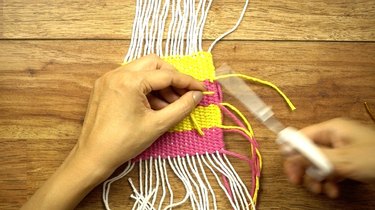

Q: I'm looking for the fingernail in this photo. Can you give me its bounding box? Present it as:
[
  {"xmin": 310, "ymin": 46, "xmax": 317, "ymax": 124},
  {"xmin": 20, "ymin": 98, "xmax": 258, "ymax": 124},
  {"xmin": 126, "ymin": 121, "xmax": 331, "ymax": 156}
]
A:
[{"xmin": 192, "ymin": 91, "xmax": 203, "ymax": 104}]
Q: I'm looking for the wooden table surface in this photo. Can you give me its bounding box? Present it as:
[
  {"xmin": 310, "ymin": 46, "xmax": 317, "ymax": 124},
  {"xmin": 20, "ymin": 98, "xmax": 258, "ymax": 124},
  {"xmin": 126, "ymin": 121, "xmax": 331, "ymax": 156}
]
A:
[{"xmin": 1, "ymin": 0, "xmax": 375, "ymax": 209}]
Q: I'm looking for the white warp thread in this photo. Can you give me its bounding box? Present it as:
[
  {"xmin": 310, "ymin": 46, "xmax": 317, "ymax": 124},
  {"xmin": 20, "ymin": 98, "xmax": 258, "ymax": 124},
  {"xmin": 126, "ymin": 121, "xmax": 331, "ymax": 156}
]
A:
[
  {"xmin": 103, "ymin": 154, "xmax": 255, "ymax": 210},
  {"xmin": 124, "ymin": 0, "xmax": 236, "ymax": 62}
]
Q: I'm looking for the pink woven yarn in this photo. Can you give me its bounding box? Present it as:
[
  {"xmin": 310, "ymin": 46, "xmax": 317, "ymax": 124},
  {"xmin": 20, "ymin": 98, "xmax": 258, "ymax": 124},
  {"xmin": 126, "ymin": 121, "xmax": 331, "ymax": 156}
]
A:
[
  {"xmin": 134, "ymin": 128, "xmax": 224, "ymax": 161},
  {"xmin": 133, "ymin": 81, "xmax": 224, "ymax": 161},
  {"xmin": 199, "ymin": 81, "xmax": 222, "ymax": 106}
]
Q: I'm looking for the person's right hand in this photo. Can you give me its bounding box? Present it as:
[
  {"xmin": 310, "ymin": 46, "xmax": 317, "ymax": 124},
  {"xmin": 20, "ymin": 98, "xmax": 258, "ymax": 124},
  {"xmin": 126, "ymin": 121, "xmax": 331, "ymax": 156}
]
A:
[
  {"xmin": 76, "ymin": 54, "xmax": 205, "ymax": 175},
  {"xmin": 21, "ymin": 54, "xmax": 206, "ymax": 210},
  {"xmin": 283, "ymin": 118, "xmax": 375, "ymax": 198}
]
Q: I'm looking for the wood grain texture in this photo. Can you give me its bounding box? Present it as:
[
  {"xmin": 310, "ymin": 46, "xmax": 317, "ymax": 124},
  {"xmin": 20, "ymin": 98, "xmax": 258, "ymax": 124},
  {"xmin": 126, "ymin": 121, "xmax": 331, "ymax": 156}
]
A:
[
  {"xmin": 1, "ymin": 0, "xmax": 375, "ymax": 209},
  {"xmin": 0, "ymin": 40, "xmax": 374, "ymax": 209},
  {"xmin": 1, "ymin": 0, "xmax": 375, "ymax": 41}
]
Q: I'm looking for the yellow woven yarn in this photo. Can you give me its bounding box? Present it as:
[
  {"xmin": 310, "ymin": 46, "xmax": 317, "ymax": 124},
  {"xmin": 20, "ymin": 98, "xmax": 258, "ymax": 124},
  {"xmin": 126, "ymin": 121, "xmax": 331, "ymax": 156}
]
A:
[
  {"xmin": 162, "ymin": 52, "xmax": 221, "ymax": 133},
  {"xmin": 170, "ymin": 105, "xmax": 221, "ymax": 132},
  {"xmin": 163, "ymin": 51, "xmax": 216, "ymax": 81}
]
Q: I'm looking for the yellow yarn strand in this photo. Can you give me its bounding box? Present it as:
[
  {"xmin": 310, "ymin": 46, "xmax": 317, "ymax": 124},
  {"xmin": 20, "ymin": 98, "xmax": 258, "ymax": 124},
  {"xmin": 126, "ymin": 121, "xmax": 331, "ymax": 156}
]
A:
[
  {"xmin": 190, "ymin": 114, "xmax": 205, "ymax": 136},
  {"xmin": 203, "ymin": 91, "xmax": 215, "ymax": 95},
  {"xmin": 219, "ymin": 125, "xmax": 253, "ymax": 140},
  {"xmin": 253, "ymin": 176, "xmax": 260, "ymax": 205},
  {"xmin": 215, "ymin": 73, "xmax": 296, "ymax": 111},
  {"xmin": 218, "ymin": 124, "xmax": 262, "ymax": 205},
  {"xmin": 219, "ymin": 124, "xmax": 255, "ymax": 157},
  {"xmin": 186, "ymin": 91, "xmax": 216, "ymax": 135},
  {"xmin": 256, "ymin": 149, "xmax": 263, "ymax": 171},
  {"xmin": 218, "ymin": 125, "xmax": 262, "ymax": 167},
  {"xmin": 220, "ymin": 102, "xmax": 255, "ymax": 137}
]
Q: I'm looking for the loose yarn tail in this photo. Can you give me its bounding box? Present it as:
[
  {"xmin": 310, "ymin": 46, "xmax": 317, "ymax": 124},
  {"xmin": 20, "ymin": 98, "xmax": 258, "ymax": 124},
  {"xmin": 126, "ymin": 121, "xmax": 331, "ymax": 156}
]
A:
[{"xmin": 215, "ymin": 73, "xmax": 296, "ymax": 111}]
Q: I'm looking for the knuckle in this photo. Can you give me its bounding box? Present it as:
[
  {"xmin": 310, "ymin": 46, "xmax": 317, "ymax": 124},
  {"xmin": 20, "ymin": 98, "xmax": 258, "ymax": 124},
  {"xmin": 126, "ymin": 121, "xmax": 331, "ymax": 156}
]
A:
[
  {"xmin": 147, "ymin": 53, "xmax": 159, "ymax": 60},
  {"xmin": 331, "ymin": 117, "xmax": 349, "ymax": 124},
  {"xmin": 162, "ymin": 68, "xmax": 174, "ymax": 75},
  {"xmin": 146, "ymin": 54, "xmax": 160, "ymax": 66},
  {"xmin": 94, "ymin": 78, "xmax": 102, "ymax": 87},
  {"xmin": 139, "ymin": 77, "xmax": 152, "ymax": 93},
  {"xmin": 329, "ymin": 117, "xmax": 355, "ymax": 129},
  {"xmin": 100, "ymin": 71, "xmax": 115, "ymax": 84},
  {"xmin": 101, "ymin": 71, "xmax": 141, "ymax": 91},
  {"xmin": 331, "ymin": 149, "xmax": 352, "ymax": 174}
]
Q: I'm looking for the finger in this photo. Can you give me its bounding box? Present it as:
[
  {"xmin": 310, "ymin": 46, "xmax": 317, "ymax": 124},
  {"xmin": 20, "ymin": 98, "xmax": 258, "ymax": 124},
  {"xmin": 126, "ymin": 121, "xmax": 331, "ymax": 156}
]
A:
[
  {"xmin": 141, "ymin": 70, "xmax": 205, "ymax": 94},
  {"xmin": 303, "ymin": 175, "xmax": 322, "ymax": 194},
  {"xmin": 283, "ymin": 145, "xmax": 348, "ymax": 186},
  {"xmin": 153, "ymin": 91, "xmax": 203, "ymax": 132},
  {"xmin": 300, "ymin": 123, "xmax": 336, "ymax": 147},
  {"xmin": 319, "ymin": 147, "xmax": 350, "ymax": 179},
  {"xmin": 172, "ymin": 87, "xmax": 188, "ymax": 96},
  {"xmin": 284, "ymin": 154, "xmax": 309, "ymax": 184},
  {"xmin": 300, "ymin": 118, "xmax": 354, "ymax": 148},
  {"xmin": 147, "ymin": 94, "xmax": 169, "ymax": 110},
  {"xmin": 122, "ymin": 54, "xmax": 177, "ymax": 72},
  {"xmin": 158, "ymin": 87, "xmax": 181, "ymax": 103},
  {"xmin": 323, "ymin": 181, "xmax": 340, "ymax": 198}
]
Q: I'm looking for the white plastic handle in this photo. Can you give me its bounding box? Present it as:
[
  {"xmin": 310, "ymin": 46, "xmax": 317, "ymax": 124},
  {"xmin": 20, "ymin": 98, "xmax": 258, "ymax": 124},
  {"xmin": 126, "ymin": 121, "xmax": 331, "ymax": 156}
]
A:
[{"xmin": 276, "ymin": 127, "xmax": 333, "ymax": 181}]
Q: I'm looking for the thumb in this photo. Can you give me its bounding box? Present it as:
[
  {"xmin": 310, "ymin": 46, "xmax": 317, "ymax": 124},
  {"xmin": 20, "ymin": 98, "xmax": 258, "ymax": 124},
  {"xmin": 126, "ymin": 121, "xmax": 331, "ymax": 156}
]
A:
[{"xmin": 154, "ymin": 91, "xmax": 203, "ymax": 131}]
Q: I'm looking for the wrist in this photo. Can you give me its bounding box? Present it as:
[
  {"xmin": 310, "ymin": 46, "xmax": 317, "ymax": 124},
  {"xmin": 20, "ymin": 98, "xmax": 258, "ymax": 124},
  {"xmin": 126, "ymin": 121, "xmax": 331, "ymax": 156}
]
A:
[
  {"xmin": 63, "ymin": 145, "xmax": 115, "ymax": 185},
  {"xmin": 21, "ymin": 145, "xmax": 116, "ymax": 210}
]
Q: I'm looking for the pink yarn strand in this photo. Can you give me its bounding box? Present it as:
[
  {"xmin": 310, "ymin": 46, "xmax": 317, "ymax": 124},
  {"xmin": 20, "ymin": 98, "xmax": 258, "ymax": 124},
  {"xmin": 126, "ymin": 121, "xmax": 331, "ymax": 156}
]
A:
[{"xmin": 218, "ymin": 103, "xmax": 247, "ymax": 129}]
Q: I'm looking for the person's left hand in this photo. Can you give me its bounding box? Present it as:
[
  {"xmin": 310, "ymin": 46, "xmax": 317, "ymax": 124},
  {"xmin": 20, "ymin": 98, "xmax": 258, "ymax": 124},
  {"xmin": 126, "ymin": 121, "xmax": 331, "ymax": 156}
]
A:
[{"xmin": 75, "ymin": 54, "xmax": 205, "ymax": 175}]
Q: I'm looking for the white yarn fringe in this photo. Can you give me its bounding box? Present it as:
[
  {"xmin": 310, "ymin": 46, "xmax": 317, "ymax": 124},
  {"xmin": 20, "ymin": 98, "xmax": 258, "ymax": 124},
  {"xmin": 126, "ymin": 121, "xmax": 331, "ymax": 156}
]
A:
[
  {"xmin": 103, "ymin": 152, "xmax": 256, "ymax": 210},
  {"xmin": 124, "ymin": 0, "xmax": 249, "ymax": 62}
]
